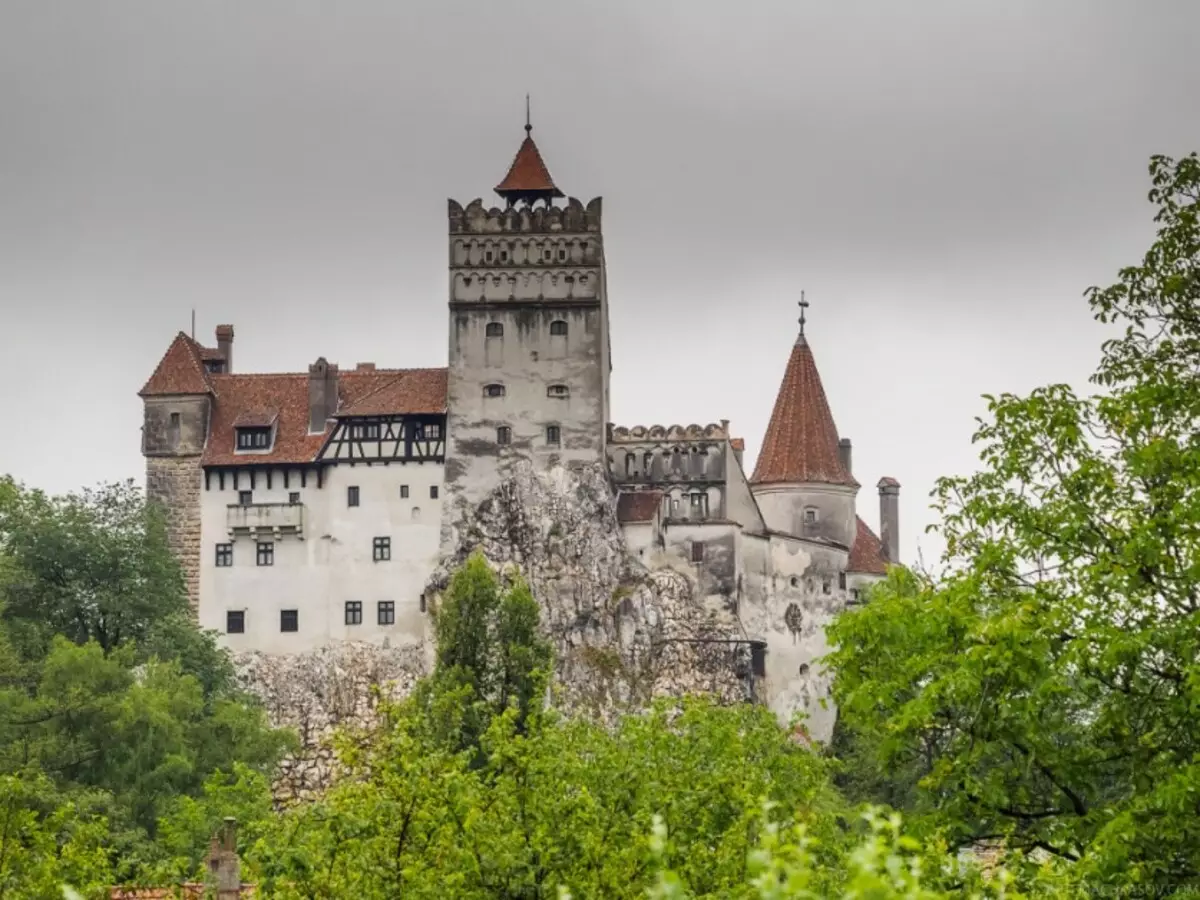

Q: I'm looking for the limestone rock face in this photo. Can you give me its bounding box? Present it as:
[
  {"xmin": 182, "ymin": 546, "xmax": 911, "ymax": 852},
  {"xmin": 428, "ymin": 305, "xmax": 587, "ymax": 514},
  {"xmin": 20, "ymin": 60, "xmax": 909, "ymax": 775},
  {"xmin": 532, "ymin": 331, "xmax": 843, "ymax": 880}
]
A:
[
  {"xmin": 432, "ymin": 459, "xmax": 753, "ymax": 719},
  {"xmin": 235, "ymin": 641, "xmax": 426, "ymax": 804}
]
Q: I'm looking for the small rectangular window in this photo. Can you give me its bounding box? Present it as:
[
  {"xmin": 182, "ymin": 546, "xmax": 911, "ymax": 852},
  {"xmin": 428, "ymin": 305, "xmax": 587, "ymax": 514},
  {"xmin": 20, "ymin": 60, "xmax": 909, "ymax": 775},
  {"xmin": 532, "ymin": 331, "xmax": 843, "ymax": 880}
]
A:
[
  {"xmin": 430, "ymin": 485, "xmax": 439, "ymax": 500},
  {"xmin": 238, "ymin": 491, "xmax": 253, "ymax": 506},
  {"xmin": 256, "ymin": 542, "xmax": 274, "ymax": 566},
  {"xmin": 378, "ymin": 601, "xmax": 395, "ymax": 625},
  {"xmin": 549, "ymin": 320, "xmax": 567, "ymax": 336},
  {"xmin": 215, "ymin": 543, "xmax": 233, "ymax": 567},
  {"xmin": 226, "ymin": 610, "xmax": 244, "ymax": 634},
  {"xmin": 425, "ymin": 423, "xmax": 441, "ymax": 439},
  {"xmin": 838, "ymin": 572, "xmax": 847, "ymax": 590},
  {"xmin": 691, "ymin": 541, "xmax": 705, "ymax": 563},
  {"xmin": 400, "ymin": 485, "xmax": 409, "ymax": 499},
  {"xmin": 345, "ymin": 601, "xmax": 363, "ymax": 625},
  {"xmin": 289, "ymin": 492, "xmax": 300, "ymax": 504},
  {"xmin": 690, "ymin": 493, "xmax": 709, "ymax": 517},
  {"xmin": 546, "ymin": 425, "xmax": 561, "ymax": 446},
  {"xmin": 373, "ymin": 536, "xmax": 391, "ymax": 562},
  {"xmin": 547, "ymin": 384, "xmax": 569, "ymax": 398},
  {"xmin": 347, "ymin": 486, "xmax": 360, "ymax": 507},
  {"xmin": 280, "ymin": 609, "xmax": 298, "ymax": 633},
  {"xmin": 497, "ymin": 426, "xmax": 512, "ymax": 446},
  {"xmin": 419, "ymin": 593, "xmax": 427, "ymax": 614}
]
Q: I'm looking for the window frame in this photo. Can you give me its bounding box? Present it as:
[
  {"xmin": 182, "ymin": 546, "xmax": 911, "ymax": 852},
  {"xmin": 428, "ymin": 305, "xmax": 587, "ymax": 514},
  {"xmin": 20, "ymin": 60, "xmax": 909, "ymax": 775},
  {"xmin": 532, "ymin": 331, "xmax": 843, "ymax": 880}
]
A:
[
  {"xmin": 280, "ymin": 609, "xmax": 298, "ymax": 633},
  {"xmin": 400, "ymin": 484, "xmax": 409, "ymax": 499},
  {"xmin": 256, "ymin": 541, "xmax": 274, "ymax": 567},
  {"xmin": 226, "ymin": 610, "xmax": 245, "ymax": 634},
  {"xmin": 546, "ymin": 425, "xmax": 561, "ymax": 446},
  {"xmin": 497, "ymin": 426, "xmax": 512, "ymax": 446},
  {"xmin": 238, "ymin": 490, "xmax": 253, "ymax": 506},
  {"xmin": 288, "ymin": 491, "xmax": 300, "ymax": 504},
  {"xmin": 430, "ymin": 485, "xmax": 439, "ymax": 499},
  {"xmin": 373, "ymin": 536, "xmax": 391, "ymax": 562},
  {"xmin": 215, "ymin": 543, "xmax": 233, "ymax": 567},
  {"xmin": 345, "ymin": 601, "xmax": 363, "ymax": 626},
  {"xmin": 547, "ymin": 384, "xmax": 569, "ymax": 399},
  {"xmin": 549, "ymin": 320, "xmax": 568, "ymax": 336},
  {"xmin": 347, "ymin": 485, "xmax": 360, "ymax": 507},
  {"xmin": 378, "ymin": 601, "xmax": 396, "ymax": 626},
  {"xmin": 235, "ymin": 426, "xmax": 272, "ymax": 451},
  {"xmin": 485, "ymin": 322, "xmax": 504, "ymax": 337},
  {"xmin": 483, "ymin": 384, "xmax": 506, "ymax": 398}
]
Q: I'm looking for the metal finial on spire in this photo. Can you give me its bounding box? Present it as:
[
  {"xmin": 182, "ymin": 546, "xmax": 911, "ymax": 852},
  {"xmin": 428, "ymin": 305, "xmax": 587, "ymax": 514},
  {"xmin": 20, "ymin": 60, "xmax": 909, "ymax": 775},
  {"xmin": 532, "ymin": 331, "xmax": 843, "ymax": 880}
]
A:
[
  {"xmin": 525, "ymin": 94, "xmax": 532, "ymax": 134},
  {"xmin": 798, "ymin": 291, "xmax": 809, "ymax": 336}
]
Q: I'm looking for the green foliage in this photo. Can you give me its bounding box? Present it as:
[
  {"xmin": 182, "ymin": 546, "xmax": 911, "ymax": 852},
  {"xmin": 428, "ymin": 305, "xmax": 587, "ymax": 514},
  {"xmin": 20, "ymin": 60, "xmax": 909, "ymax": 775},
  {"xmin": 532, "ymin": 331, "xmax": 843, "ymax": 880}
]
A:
[
  {"xmin": 421, "ymin": 551, "xmax": 553, "ymax": 755},
  {"xmin": 0, "ymin": 772, "xmax": 113, "ymax": 899},
  {"xmin": 249, "ymin": 695, "xmax": 851, "ymax": 898},
  {"xmin": 828, "ymin": 152, "xmax": 1200, "ymax": 891},
  {"xmin": 0, "ymin": 476, "xmax": 292, "ymax": 882}
]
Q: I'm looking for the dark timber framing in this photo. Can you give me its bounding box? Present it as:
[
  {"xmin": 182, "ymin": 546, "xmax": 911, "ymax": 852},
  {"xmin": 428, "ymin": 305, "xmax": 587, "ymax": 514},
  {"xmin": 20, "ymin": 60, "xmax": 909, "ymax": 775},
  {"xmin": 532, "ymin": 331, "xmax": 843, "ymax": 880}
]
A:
[{"xmin": 317, "ymin": 415, "xmax": 447, "ymax": 465}]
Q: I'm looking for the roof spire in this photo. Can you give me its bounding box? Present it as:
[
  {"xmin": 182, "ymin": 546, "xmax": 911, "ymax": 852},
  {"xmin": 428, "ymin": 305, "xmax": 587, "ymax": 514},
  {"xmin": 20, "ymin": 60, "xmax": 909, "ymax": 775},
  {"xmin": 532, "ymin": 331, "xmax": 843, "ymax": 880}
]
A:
[
  {"xmin": 494, "ymin": 99, "xmax": 564, "ymax": 207},
  {"xmin": 798, "ymin": 291, "xmax": 809, "ymax": 338}
]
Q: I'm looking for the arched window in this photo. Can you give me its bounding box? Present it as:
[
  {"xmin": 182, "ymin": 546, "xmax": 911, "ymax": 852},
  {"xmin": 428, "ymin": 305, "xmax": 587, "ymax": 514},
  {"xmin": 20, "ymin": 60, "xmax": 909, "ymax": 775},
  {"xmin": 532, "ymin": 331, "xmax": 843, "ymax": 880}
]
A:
[
  {"xmin": 624, "ymin": 453, "xmax": 635, "ymax": 477},
  {"xmin": 549, "ymin": 320, "xmax": 567, "ymax": 336},
  {"xmin": 547, "ymin": 384, "xmax": 569, "ymax": 399},
  {"xmin": 486, "ymin": 322, "xmax": 503, "ymax": 337},
  {"xmin": 484, "ymin": 248, "xmax": 494, "ymax": 263},
  {"xmin": 483, "ymin": 384, "xmax": 505, "ymax": 398},
  {"xmin": 497, "ymin": 426, "xmax": 512, "ymax": 446}
]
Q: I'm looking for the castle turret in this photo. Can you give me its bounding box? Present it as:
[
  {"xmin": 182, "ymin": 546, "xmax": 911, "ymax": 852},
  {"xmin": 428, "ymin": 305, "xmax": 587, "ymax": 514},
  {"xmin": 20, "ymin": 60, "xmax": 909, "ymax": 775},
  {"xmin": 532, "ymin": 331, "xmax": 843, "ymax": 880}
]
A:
[
  {"xmin": 750, "ymin": 313, "xmax": 859, "ymax": 549},
  {"xmin": 140, "ymin": 332, "xmax": 215, "ymax": 613},
  {"xmin": 441, "ymin": 110, "xmax": 610, "ymax": 527}
]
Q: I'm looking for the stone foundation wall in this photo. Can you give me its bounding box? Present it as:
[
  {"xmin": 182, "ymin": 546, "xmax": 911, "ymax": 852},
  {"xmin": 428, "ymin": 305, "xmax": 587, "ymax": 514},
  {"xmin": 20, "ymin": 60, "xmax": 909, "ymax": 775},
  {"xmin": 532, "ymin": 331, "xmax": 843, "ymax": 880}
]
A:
[{"xmin": 146, "ymin": 455, "xmax": 203, "ymax": 614}]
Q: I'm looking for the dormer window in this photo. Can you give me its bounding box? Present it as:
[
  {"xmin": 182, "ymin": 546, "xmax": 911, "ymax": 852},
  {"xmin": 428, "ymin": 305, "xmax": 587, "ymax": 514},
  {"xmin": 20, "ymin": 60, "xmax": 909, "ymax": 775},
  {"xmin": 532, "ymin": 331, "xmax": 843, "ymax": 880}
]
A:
[
  {"xmin": 203, "ymin": 360, "xmax": 225, "ymax": 374},
  {"xmin": 235, "ymin": 427, "xmax": 272, "ymax": 451}
]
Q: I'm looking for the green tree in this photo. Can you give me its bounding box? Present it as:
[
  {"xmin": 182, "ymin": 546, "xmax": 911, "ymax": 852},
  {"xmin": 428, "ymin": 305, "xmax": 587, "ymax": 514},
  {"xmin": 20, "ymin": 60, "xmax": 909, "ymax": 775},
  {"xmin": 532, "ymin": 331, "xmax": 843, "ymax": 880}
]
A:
[
  {"xmin": 827, "ymin": 153, "xmax": 1200, "ymax": 890},
  {"xmin": 420, "ymin": 551, "xmax": 553, "ymax": 755}
]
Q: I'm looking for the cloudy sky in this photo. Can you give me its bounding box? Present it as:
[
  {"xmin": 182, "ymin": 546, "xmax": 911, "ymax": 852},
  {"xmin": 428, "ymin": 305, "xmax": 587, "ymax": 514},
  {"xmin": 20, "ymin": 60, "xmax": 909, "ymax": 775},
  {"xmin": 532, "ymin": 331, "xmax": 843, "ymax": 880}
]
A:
[{"xmin": 2, "ymin": 1, "xmax": 1198, "ymax": 566}]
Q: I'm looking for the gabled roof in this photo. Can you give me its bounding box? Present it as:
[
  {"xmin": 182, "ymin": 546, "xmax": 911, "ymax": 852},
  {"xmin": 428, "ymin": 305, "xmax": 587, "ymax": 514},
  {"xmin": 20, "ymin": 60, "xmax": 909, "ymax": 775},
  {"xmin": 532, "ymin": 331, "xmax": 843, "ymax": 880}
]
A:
[
  {"xmin": 751, "ymin": 335, "xmax": 858, "ymax": 488},
  {"xmin": 847, "ymin": 516, "xmax": 888, "ymax": 575},
  {"xmin": 336, "ymin": 369, "xmax": 448, "ymax": 417},
  {"xmin": 139, "ymin": 332, "xmax": 214, "ymax": 397},
  {"xmin": 494, "ymin": 129, "xmax": 564, "ymax": 203},
  {"xmin": 199, "ymin": 368, "xmax": 448, "ymax": 467},
  {"xmin": 616, "ymin": 490, "xmax": 663, "ymax": 524}
]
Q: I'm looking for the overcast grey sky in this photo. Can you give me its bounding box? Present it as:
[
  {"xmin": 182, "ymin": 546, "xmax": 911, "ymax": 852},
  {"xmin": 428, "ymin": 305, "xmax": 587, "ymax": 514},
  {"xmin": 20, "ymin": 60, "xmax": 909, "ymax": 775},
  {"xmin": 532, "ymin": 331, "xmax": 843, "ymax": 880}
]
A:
[{"xmin": 2, "ymin": 1, "xmax": 1198, "ymax": 566}]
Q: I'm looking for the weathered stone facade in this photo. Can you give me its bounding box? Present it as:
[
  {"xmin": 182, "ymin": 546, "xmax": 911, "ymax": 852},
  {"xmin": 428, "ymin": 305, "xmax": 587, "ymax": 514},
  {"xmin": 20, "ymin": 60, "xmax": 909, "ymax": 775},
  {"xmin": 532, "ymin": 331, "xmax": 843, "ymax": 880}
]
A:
[{"xmin": 146, "ymin": 454, "xmax": 204, "ymax": 612}]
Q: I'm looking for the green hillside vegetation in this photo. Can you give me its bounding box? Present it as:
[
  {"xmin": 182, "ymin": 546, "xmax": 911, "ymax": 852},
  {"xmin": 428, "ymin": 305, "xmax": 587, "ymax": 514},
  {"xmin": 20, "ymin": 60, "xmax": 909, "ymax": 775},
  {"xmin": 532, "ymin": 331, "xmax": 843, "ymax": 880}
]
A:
[{"xmin": 0, "ymin": 151, "xmax": 1194, "ymax": 897}]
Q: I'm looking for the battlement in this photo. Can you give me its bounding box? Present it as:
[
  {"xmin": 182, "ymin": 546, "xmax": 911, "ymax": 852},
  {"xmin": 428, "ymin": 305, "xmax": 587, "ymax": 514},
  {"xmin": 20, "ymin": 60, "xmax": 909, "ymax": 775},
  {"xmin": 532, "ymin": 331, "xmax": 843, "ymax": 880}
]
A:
[
  {"xmin": 449, "ymin": 197, "xmax": 602, "ymax": 235},
  {"xmin": 611, "ymin": 423, "xmax": 730, "ymax": 443}
]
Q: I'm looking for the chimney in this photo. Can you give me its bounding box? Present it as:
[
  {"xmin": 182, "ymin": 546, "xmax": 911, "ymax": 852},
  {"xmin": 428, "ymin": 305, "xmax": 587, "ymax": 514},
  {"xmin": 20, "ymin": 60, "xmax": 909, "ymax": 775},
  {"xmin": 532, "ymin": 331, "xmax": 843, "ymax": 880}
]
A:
[
  {"xmin": 356, "ymin": 362, "xmax": 376, "ymax": 372},
  {"xmin": 878, "ymin": 477, "xmax": 901, "ymax": 564},
  {"xmin": 838, "ymin": 438, "xmax": 852, "ymax": 476},
  {"xmin": 215, "ymin": 324, "xmax": 234, "ymax": 373},
  {"xmin": 206, "ymin": 817, "xmax": 241, "ymax": 899},
  {"xmin": 308, "ymin": 357, "xmax": 340, "ymax": 433}
]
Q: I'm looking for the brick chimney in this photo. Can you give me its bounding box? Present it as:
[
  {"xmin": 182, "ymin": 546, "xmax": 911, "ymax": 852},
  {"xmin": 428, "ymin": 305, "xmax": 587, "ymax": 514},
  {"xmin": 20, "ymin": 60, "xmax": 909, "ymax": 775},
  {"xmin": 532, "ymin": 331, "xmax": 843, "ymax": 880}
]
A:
[
  {"xmin": 838, "ymin": 438, "xmax": 852, "ymax": 476},
  {"xmin": 215, "ymin": 324, "xmax": 234, "ymax": 373},
  {"xmin": 206, "ymin": 817, "xmax": 241, "ymax": 899},
  {"xmin": 308, "ymin": 357, "xmax": 340, "ymax": 434},
  {"xmin": 878, "ymin": 477, "xmax": 900, "ymax": 564}
]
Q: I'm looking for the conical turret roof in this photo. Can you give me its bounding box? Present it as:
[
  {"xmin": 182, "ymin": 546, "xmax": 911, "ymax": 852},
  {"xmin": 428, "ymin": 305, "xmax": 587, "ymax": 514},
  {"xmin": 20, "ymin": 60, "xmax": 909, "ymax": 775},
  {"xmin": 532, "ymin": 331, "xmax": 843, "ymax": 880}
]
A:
[
  {"xmin": 494, "ymin": 124, "xmax": 564, "ymax": 206},
  {"xmin": 751, "ymin": 334, "xmax": 858, "ymax": 487}
]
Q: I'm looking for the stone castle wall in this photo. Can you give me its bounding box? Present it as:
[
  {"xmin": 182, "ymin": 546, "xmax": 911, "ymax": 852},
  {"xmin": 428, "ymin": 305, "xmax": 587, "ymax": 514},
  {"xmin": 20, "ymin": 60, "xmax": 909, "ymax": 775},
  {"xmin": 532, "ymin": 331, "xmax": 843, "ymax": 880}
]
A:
[{"xmin": 146, "ymin": 455, "xmax": 203, "ymax": 613}]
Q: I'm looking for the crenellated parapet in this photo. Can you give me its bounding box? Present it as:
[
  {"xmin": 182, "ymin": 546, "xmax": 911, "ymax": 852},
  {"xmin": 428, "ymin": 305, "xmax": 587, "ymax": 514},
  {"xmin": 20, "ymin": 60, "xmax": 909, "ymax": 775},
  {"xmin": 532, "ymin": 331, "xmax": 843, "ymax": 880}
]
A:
[
  {"xmin": 611, "ymin": 422, "xmax": 729, "ymax": 443},
  {"xmin": 448, "ymin": 196, "xmax": 602, "ymax": 235}
]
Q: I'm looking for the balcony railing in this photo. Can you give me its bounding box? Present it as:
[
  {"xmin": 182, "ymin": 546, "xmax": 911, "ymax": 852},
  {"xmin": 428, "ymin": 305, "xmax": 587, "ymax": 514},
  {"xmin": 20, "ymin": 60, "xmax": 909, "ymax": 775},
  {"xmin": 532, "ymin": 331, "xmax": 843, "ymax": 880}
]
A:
[{"xmin": 226, "ymin": 502, "xmax": 304, "ymax": 539}]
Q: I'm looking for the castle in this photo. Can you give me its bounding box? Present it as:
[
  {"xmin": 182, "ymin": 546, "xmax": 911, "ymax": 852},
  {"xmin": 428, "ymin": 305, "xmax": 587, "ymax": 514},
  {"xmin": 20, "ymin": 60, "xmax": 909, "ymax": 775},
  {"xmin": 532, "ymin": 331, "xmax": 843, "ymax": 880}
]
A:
[{"xmin": 139, "ymin": 119, "xmax": 900, "ymax": 742}]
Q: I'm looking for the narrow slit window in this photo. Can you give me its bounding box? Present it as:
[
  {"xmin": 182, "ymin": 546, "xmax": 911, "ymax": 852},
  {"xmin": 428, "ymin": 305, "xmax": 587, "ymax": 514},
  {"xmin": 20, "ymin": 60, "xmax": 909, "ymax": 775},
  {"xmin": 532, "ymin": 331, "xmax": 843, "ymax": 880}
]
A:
[{"xmin": 347, "ymin": 486, "xmax": 360, "ymax": 507}]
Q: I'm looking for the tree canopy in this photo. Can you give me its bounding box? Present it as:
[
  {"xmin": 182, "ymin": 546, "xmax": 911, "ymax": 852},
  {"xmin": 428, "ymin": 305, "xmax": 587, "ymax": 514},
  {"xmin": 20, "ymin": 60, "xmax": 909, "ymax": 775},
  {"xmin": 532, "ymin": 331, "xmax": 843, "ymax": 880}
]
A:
[{"xmin": 828, "ymin": 152, "xmax": 1200, "ymax": 890}]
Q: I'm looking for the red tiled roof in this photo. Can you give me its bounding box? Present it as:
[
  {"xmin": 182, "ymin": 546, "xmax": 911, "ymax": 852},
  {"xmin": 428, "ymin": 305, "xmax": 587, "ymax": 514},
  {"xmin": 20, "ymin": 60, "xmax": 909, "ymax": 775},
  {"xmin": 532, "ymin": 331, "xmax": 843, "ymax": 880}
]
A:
[
  {"xmin": 617, "ymin": 490, "xmax": 663, "ymax": 524},
  {"xmin": 199, "ymin": 368, "xmax": 447, "ymax": 467},
  {"xmin": 336, "ymin": 369, "xmax": 448, "ymax": 417},
  {"xmin": 847, "ymin": 516, "xmax": 888, "ymax": 575},
  {"xmin": 233, "ymin": 409, "xmax": 278, "ymax": 428},
  {"xmin": 140, "ymin": 333, "xmax": 214, "ymax": 396},
  {"xmin": 751, "ymin": 335, "xmax": 858, "ymax": 487},
  {"xmin": 495, "ymin": 133, "xmax": 564, "ymax": 198}
]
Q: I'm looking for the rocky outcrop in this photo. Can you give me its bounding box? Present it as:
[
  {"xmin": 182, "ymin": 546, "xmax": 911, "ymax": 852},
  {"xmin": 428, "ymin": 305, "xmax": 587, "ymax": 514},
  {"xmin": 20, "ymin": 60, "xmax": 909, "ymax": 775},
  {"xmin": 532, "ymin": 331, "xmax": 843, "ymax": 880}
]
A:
[
  {"xmin": 234, "ymin": 642, "xmax": 427, "ymax": 804},
  {"xmin": 432, "ymin": 460, "xmax": 753, "ymax": 719}
]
